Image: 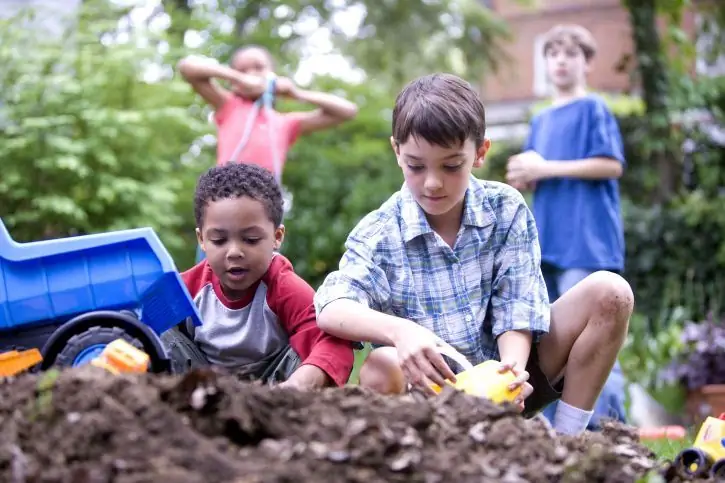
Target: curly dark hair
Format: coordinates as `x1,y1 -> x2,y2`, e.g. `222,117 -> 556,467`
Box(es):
193,163 -> 283,229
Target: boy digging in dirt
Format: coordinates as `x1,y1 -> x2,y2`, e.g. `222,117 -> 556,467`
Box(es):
162,163 -> 354,389
313,73 -> 634,435
506,24 -> 628,429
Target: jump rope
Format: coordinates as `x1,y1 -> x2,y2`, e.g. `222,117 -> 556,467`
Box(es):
226,74 -> 293,214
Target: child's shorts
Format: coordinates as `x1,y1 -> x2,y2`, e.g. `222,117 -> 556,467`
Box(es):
159,326 -> 301,385
520,343 -> 564,418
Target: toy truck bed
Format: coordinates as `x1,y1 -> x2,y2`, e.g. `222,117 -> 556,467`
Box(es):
0,218 -> 201,371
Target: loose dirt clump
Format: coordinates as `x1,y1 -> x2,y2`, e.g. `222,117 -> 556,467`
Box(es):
0,366 -> 696,482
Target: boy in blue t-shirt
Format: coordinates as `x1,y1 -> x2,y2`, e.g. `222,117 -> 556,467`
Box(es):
506,24 -> 627,428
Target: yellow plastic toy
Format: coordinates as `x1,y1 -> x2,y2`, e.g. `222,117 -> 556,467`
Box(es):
430,359 -> 522,404
0,348 -> 43,377
673,412 -> 725,478
90,339 -> 150,375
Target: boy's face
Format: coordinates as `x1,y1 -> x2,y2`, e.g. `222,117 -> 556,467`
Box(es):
544,39 -> 590,91
196,196 -> 283,300
391,136 -> 490,224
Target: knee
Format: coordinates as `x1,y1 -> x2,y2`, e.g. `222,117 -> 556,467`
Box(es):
588,271 -> 634,330
359,348 -> 406,395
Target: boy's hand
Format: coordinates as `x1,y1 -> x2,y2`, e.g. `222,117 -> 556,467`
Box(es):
231,73 -> 265,99
498,361 -> 533,412
275,77 -> 299,98
393,324 -> 457,395
506,151 -> 547,186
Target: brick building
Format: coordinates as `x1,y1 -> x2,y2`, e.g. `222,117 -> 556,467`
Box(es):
480,0 -> 708,142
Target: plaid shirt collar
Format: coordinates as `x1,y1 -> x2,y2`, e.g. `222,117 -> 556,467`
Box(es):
399,176 -> 496,243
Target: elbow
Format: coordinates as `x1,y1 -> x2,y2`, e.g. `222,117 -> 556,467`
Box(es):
316,306 -> 336,332
344,103 -> 359,120
611,163 -> 624,179
176,57 -> 194,80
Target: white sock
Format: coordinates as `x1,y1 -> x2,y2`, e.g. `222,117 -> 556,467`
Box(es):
553,401 -> 593,436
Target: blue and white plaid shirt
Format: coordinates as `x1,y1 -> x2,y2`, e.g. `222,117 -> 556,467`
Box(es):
314,175 -> 550,370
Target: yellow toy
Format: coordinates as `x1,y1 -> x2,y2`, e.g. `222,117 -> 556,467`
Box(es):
430,359 -> 522,404
0,348 -> 43,377
673,412 -> 725,478
90,339 -> 150,375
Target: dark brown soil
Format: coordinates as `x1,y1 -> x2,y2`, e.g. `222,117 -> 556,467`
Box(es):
0,366 -> 702,482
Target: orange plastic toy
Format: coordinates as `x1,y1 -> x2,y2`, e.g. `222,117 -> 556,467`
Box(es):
90,339 -> 150,375
0,348 -> 43,377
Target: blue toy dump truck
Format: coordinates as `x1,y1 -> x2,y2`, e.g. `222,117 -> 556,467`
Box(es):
0,218 -> 201,373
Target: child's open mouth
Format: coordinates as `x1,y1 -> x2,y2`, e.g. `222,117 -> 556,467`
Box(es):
227,267 -> 249,281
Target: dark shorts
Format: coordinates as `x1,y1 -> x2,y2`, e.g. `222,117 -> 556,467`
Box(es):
159,327 -> 302,384
521,343 -> 564,418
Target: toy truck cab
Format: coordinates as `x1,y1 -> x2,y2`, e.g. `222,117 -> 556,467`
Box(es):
0,218 -> 201,373
674,413 -> 725,478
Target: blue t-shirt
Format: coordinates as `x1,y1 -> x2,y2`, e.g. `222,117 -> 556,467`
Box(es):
524,94 -> 626,271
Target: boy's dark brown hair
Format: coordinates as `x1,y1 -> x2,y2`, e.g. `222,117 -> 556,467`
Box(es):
392,73 -> 487,149
542,24 -> 597,62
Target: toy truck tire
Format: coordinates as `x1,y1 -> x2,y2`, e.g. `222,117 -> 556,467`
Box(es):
711,459 -> 725,478
40,310 -> 171,373
674,448 -> 712,478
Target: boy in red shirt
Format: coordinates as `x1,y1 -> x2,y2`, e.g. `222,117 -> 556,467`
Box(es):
177,45 -> 358,175
161,163 -> 354,389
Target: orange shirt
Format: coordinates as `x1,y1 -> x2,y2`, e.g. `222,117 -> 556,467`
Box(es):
214,96 -> 302,176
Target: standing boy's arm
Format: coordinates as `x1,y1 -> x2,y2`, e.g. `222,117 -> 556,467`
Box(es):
490,197 -> 550,371
176,55 -> 265,110
276,78 -> 358,135
508,101 -> 626,183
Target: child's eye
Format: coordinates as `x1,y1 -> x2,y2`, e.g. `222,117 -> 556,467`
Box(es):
210,239 -> 226,246
244,238 -> 261,245
407,165 -> 424,172
444,164 -> 463,172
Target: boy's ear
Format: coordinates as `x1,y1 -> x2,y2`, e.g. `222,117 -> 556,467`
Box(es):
473,138 -> 491,168
390,136 -> 403,168
273,224 -> 285,251
195,227 -> 204,251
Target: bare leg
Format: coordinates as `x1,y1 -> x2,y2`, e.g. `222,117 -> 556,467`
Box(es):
359,347 -> 407,394
538,271 -> 633,410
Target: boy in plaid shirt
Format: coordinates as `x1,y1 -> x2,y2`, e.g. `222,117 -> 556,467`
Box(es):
313,73 -> 634,435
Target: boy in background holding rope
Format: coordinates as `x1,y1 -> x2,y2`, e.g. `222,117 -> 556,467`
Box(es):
177,45 -> 358,261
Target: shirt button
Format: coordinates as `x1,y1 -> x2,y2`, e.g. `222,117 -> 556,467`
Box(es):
465,314 -> 473,322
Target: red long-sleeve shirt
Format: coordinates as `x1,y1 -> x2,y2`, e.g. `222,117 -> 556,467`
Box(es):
181,254 -> 354,386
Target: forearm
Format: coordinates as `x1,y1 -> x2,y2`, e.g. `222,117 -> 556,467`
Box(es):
291,89 -> 358,119
177,56 -> 261,89
317,299 -> 411,346
497,330 -> 532,370
283,364 -> 332,389
540,157 -> 623,180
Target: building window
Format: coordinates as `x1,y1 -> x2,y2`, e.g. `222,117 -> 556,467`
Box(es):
695,13 -> 725,77
532,33 -> 549,97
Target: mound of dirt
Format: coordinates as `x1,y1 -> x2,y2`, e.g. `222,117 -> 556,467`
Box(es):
0,366 -> 701,482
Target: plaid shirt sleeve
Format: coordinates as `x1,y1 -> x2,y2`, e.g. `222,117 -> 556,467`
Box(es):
314,219 -> 392,316
489,199 -> 550,340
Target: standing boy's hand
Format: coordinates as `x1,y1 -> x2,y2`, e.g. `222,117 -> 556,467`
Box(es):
231,73 -> 265,99
506,150 -> 547,188
392,323 -> 457,395
498,361 -> 533,412
275,77 -> 299,99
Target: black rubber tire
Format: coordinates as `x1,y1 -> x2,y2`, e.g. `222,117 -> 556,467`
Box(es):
710,458 -> 725,478
53,326 -> 145,368
674,448 -> 711,478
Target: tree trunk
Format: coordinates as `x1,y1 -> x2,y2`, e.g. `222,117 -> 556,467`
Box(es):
624,0 -> 678,202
